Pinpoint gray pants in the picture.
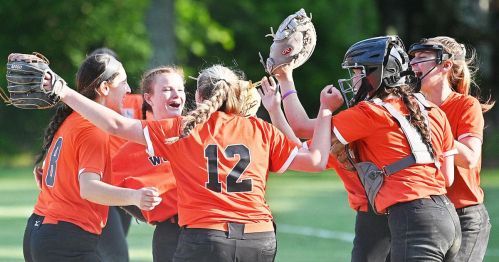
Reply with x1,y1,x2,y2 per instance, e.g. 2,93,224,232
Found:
96,206,129,262
153,217,181,262
352,207,391,262
454,203,491,262
173,226,276,262
388,195,461,262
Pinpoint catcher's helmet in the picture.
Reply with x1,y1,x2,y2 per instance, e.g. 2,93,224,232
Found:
338,35,409,107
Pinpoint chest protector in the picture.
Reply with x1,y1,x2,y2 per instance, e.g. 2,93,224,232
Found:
354,93,439,214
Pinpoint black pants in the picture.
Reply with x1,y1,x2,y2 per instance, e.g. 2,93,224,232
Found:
117,207,132,235
23,213,100,262
153,218,181,262
96,206,129,262
173,226,276,262
454,203,491,262
388,195,461,262
351,206,391,262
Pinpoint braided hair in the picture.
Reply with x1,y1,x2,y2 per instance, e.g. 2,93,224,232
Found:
378,85,436,158
167,65,254,142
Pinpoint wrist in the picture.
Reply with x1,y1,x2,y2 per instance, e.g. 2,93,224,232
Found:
278,79,295,91
281,89,297,100
319,106,333,117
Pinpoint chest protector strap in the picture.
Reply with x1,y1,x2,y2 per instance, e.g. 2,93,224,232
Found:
354,94,435,214
372,96,436,174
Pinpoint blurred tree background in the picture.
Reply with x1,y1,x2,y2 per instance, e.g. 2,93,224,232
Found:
0,0,497,167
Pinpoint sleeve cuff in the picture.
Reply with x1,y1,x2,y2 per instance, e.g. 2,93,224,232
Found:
443,148,458,157
143,126,155,157
78,168,103,180
276,147,299,173
457,133,483,142
333,127,348,145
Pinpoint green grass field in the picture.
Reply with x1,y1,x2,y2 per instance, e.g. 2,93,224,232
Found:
1,167,498,261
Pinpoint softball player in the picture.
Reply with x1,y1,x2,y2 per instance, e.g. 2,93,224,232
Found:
409,36,494,262
112,66,186,262
88,47,134,262
274,55,390,262
41,62,338,262
277,36,462,261
22,54,161,262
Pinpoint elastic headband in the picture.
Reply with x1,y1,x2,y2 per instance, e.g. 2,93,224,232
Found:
99,55,122,82
408,43,465,63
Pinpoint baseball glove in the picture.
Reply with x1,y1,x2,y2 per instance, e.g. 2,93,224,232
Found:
1,52,65,109
259,8,317,74
120,205,147,223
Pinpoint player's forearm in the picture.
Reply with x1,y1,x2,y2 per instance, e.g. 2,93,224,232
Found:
61,87,146,145
268,106,301,145
441,155,455,187
79,175,138,206
454,138,481,169
309,106,333,169
279,79,316,138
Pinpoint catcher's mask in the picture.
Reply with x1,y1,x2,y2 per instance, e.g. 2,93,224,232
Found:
408,39,465,91
338,35,410,107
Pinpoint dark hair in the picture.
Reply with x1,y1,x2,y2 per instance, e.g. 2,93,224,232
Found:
337,36,436,168
377,85,436,158
88,47,119,60
35,54,122,165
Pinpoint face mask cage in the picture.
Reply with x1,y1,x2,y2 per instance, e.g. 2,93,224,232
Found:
338,64,366,108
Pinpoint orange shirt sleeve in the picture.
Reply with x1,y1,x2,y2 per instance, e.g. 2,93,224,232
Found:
75,126,109,178
456,97,484,141
440,112,457,156
142,118,182,157
332,102,383,144
266,122,299,173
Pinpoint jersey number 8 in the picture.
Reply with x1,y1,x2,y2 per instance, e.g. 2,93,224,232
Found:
46,137,63,187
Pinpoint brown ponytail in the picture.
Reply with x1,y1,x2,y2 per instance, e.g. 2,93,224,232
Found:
35,54,121,165
423,37,495,112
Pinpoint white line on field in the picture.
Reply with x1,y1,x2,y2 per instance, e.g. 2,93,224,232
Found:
277,224,499,257
278,224,354,242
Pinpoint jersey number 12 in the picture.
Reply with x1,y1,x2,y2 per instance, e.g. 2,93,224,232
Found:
204,144,252,193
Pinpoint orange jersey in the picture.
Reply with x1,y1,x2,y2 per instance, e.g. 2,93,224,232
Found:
33,162,49,216
109,135,128,157
142,112,298,227
112,141,178,223
122,94,144,120
440,92,484,208
109,94,147,157
332,98,456,213
33,112,110,234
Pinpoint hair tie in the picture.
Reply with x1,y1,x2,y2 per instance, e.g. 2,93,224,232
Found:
282,89,297,100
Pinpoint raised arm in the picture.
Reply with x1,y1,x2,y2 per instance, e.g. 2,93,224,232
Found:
274,64,317,139
259,76,301,145
287,85,344,172
44,74,146,145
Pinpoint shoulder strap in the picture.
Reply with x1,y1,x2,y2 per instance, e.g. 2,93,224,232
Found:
379,100,435,175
